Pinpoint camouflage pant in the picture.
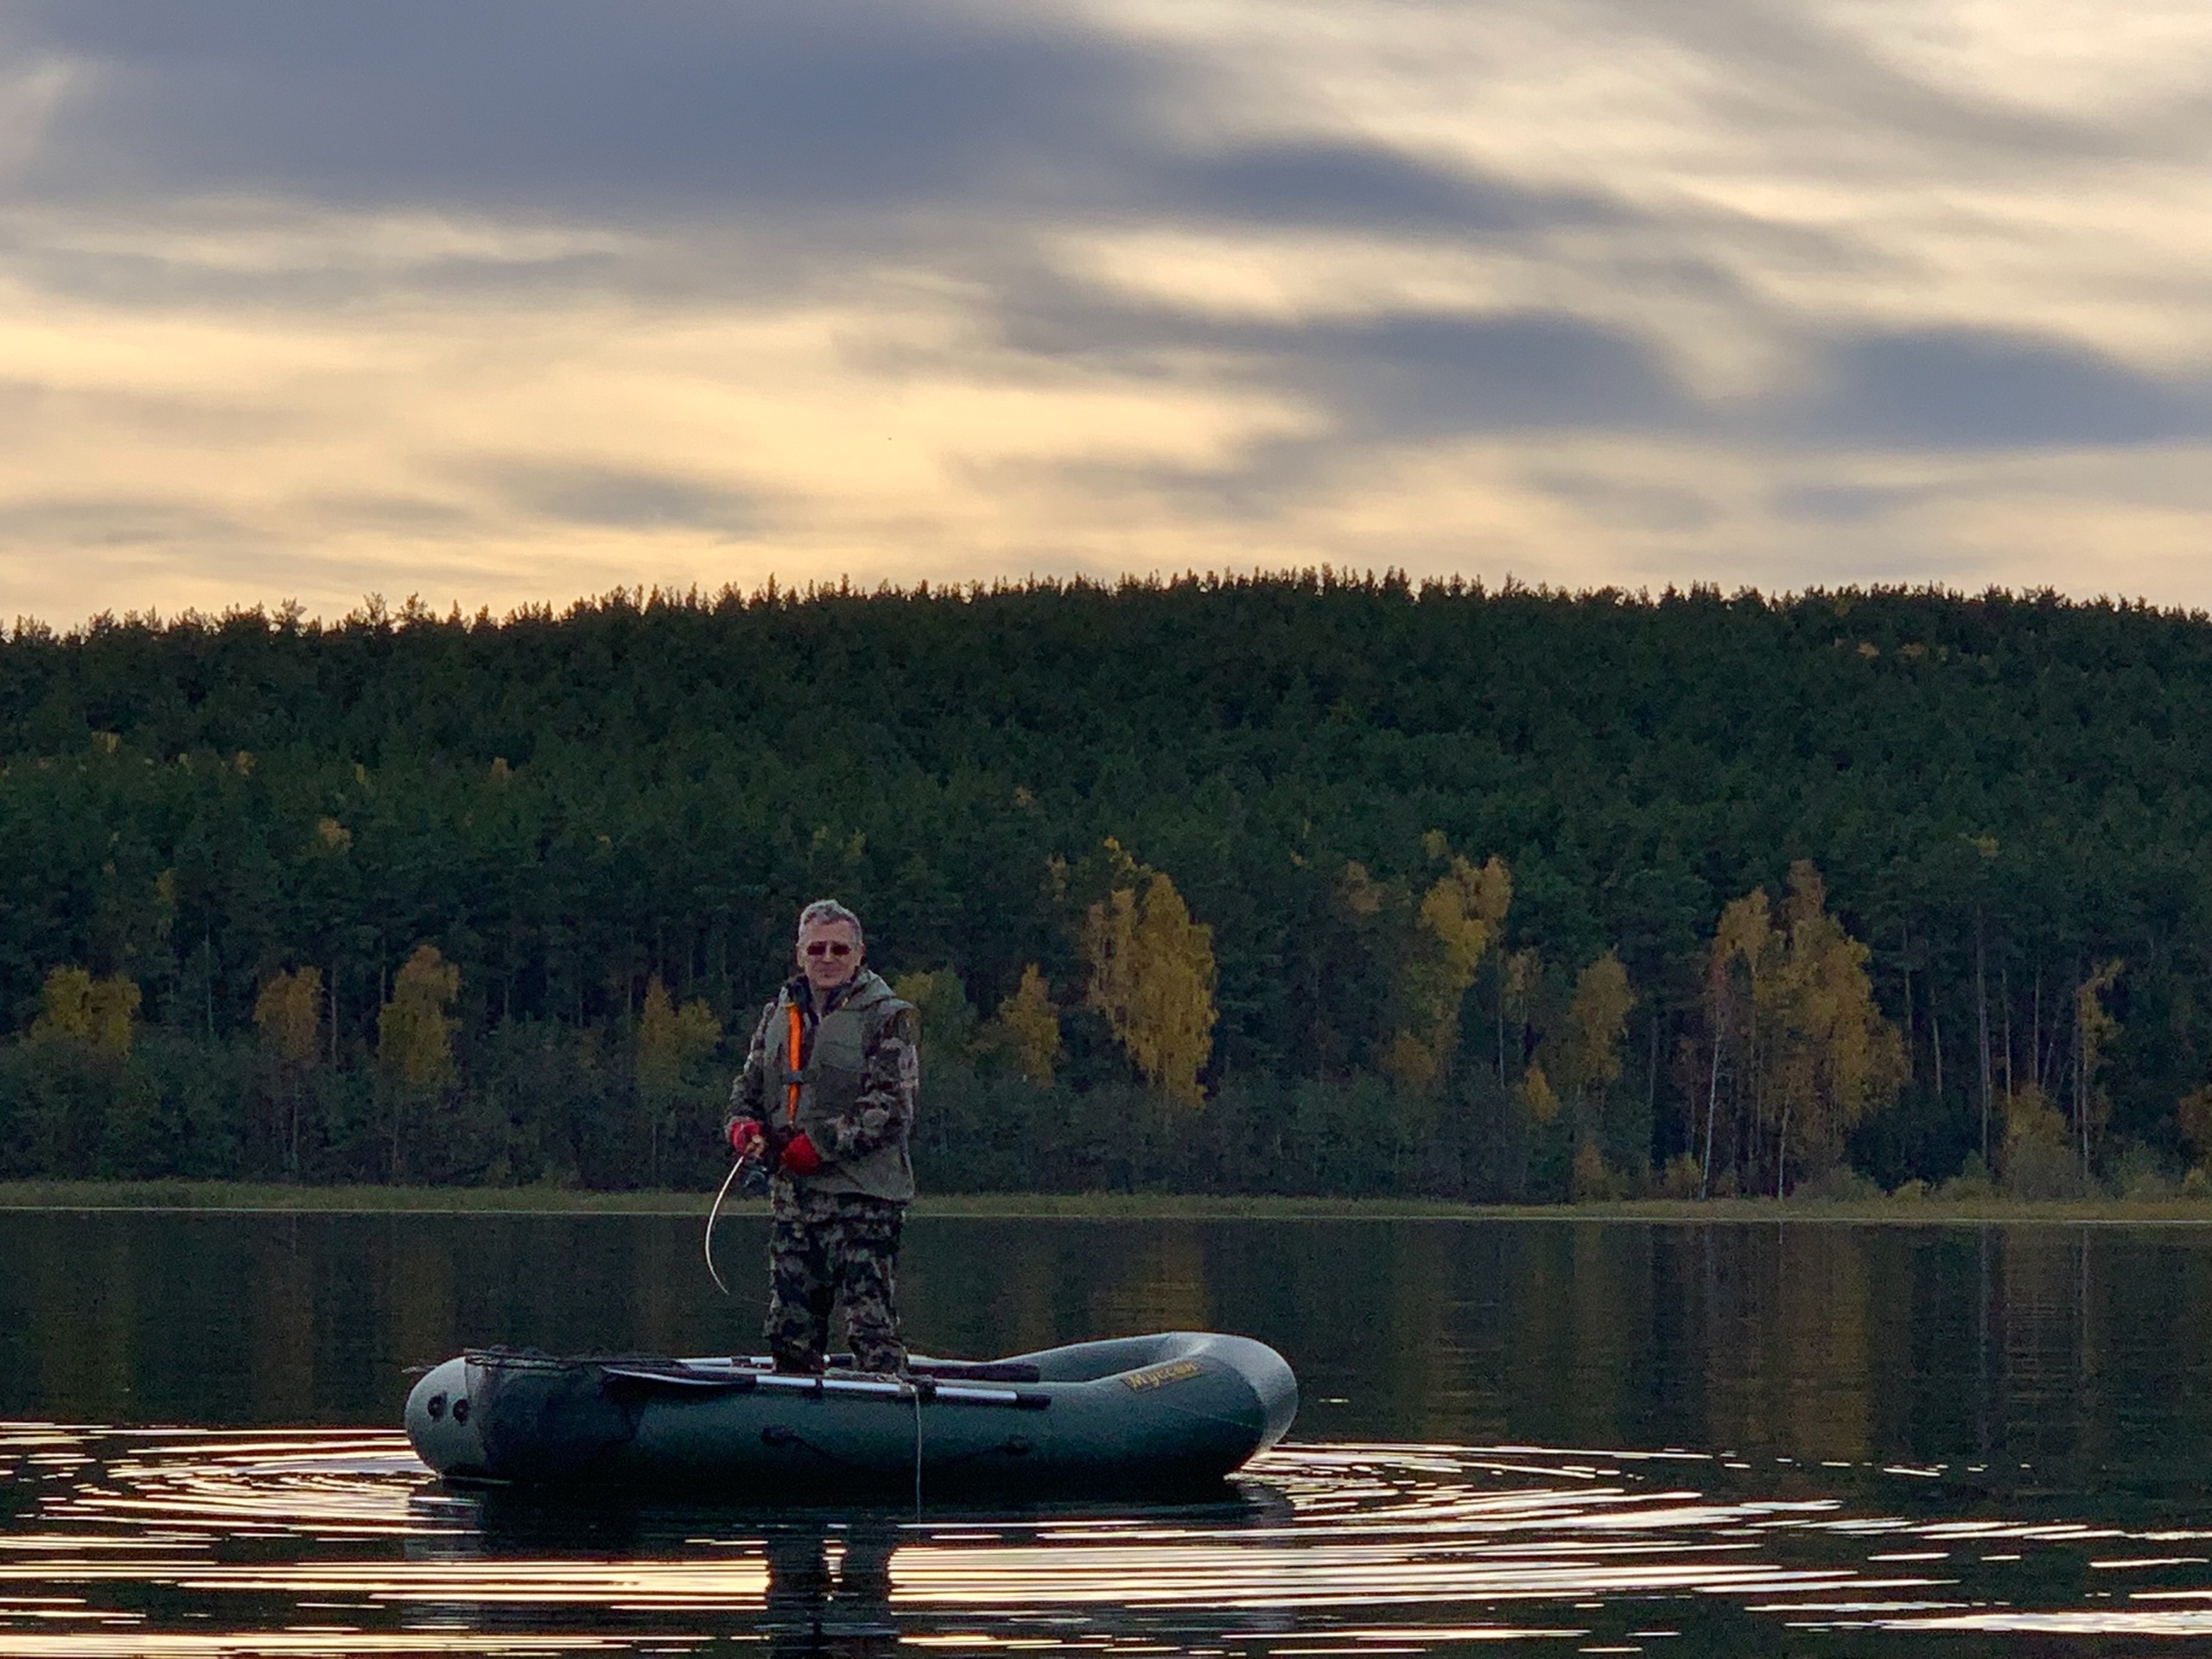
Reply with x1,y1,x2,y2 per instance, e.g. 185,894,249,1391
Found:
765,1187,906,1375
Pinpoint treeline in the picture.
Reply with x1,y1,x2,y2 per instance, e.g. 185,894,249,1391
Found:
2,575,2210,1200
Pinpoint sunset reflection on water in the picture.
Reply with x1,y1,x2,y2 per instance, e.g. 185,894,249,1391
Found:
10,1214,2212,1653
4,1423,2209,1656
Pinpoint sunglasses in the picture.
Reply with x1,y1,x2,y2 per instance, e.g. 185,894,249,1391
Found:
804,941,855,958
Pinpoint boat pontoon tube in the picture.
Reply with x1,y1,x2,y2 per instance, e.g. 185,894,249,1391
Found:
405,1332,1298,1496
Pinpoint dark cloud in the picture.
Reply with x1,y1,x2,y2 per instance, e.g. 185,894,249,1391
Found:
1531,474,1719,531
0,494,264,547
1772,482,1918,524
983,270,1693,439
1798,328,2212,448
1296,313,1684,435
10,1,1173,214
5,1,1618,290
5,240,633,311
493,464,760,533
291,493,480,535
1068,303,1687,436
16,0,2159,232
1154,142,1617,234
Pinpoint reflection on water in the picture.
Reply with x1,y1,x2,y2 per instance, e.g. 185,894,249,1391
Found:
7,1214,2212,1652
10,1421,2212,1656
10,1213,2212,1481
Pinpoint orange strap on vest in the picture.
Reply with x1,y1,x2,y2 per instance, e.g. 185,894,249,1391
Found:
785,1003,804,1122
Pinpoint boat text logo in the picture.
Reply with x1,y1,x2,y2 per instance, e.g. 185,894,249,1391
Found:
1121,1359,1205,1391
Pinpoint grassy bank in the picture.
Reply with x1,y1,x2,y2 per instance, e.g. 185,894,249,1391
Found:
8,1180,2212,1225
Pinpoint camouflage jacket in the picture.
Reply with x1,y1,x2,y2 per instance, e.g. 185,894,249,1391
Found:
727,969,918,1203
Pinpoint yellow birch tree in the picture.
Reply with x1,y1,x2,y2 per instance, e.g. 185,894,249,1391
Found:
30,967,95,1045
891,969,976,1059
1520,1060,1561,1122
255,967,323,1069
30,966,140,1054
1550,950,1636,1103
2000,1082,2075,1197
1084,842,1218,1107
637,975,721,1096
379,944,459,1092
2178,1083,2212,1173
1699,891,1777,1195
1535,950,1636,1197
255,966,324,1176
2072,958,2124,1171
1701,867,1904,1193
637,973,721,1185
378,944,460,1182
1382,849,1511,1092
990,965,1062,1086
1757,864,1905,1189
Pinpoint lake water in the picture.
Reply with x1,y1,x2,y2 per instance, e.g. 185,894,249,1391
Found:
5,1211,2212,1655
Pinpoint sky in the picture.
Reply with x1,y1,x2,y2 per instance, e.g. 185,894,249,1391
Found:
3,0,2211,625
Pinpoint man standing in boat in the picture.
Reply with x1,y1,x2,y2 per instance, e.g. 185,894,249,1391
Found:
724,899,918,1376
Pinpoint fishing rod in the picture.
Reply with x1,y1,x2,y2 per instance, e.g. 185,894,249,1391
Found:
703,1147,770,1296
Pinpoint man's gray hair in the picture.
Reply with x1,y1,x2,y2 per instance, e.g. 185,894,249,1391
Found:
796,898,865,948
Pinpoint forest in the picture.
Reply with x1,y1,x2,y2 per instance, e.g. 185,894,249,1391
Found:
1,573,2207,1202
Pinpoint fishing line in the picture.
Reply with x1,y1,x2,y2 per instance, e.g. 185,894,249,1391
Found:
703,1160,743,1297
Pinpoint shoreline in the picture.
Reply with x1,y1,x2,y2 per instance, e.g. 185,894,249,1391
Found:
3,1179,2212,1225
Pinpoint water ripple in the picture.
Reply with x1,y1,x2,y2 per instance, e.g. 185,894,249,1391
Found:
3,1424,2206,1655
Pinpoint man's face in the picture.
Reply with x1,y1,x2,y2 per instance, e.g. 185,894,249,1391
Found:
797,918,863,995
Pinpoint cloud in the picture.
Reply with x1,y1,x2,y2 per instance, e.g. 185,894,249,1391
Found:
1300,312,1686,433
0,492,257,548
1154,140,1615,235
3,0,2212,622
1771,482,1923,525
491,465,761,535
1800,327,2212,448
7,1,1173,217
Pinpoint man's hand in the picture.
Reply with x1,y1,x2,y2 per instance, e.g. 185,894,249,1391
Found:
727,1119,764,1160
779,1133,823,1176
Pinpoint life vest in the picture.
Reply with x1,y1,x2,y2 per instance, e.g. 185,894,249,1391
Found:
771,969,917,1203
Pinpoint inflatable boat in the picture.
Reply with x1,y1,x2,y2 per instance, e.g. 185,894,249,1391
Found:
404,1332,1298,1497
